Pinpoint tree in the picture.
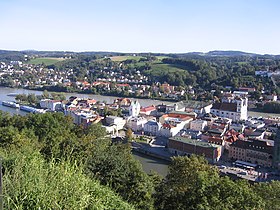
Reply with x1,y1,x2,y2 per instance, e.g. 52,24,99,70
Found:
51,92,66,100
87,141,154,209
154,155,264,210
42,90,50,99
262,102,280,113
254,181,280,209
27,93,38,105
126,128,133,141
15,94,28,102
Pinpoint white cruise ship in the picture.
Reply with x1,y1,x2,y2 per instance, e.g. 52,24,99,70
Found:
2,101,20,108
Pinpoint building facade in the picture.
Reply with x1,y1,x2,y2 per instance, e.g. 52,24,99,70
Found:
168,136,222,163
210,97,248,121
144,120,162,136
229,139,273,167
126,116,147,132
190,119,208,131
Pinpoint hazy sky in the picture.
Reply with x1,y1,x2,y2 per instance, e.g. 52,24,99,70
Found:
0,0,279,54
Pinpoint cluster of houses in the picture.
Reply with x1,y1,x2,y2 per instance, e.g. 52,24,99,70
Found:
38,92,280,169
0,61,187,99
255,69,280,77
1,60,279,102
0,61,73,87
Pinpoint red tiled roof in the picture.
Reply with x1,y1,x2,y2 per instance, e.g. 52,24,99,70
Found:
162,123,175,129
225,129,239,137
140,106,156,112
116,84,130,87
166,113,192,120
87,99,96,104
92,82,110,86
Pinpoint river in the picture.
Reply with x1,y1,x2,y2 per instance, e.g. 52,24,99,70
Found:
0,87,170,176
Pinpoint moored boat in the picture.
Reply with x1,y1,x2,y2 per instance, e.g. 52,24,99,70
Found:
20,105,46,113
2,101,20,108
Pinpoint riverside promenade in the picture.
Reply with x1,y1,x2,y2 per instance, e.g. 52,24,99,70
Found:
131,137,173,161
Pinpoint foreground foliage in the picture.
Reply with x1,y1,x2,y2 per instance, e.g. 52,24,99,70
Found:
154,156,275,210
0,111,153,209
2,147,134,209
0,111,279,209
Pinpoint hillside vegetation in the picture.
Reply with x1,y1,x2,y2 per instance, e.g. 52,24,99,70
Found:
0,111,279,209
28,57,65,65
2,148,134,210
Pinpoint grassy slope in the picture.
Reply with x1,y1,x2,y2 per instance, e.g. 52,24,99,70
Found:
3,149,134,210
109,56,144,62
28,57,65,65
145,63,186,76
109,55,170,62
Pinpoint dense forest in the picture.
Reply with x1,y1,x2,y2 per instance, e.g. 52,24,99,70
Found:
0,111,279,209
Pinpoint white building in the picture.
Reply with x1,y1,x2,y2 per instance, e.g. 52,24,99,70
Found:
40,99,62,111
126,117,147,132
255,70,268,77
129,100,140,117
190,119,208,131
106,115,126,130
160,121,185,137
69,111,98,125
167,101,212,115
144,120,162,136
160,117,193,138
265,94,278,101
210,97,248,122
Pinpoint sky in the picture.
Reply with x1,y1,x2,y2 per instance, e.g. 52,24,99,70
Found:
0,0,280,54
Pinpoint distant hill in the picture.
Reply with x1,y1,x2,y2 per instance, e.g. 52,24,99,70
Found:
206,50,258,57
0,49,279,60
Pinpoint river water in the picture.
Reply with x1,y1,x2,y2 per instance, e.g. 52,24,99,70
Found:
0,87,170,176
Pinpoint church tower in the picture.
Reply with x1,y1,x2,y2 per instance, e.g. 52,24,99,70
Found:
129,100,140,117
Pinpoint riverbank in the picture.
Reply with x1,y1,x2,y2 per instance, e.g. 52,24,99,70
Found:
0,87,172,107
131,141,173,161
132,147,172,162
248,109,280,118
1,85,179,103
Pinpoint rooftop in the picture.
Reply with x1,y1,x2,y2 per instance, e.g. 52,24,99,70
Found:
212,102,237,112
146,120,160,126
231,139,273,154
169,137,221,148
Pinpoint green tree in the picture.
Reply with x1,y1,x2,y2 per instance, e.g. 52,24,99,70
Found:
27,93,38,105
126,128,134,141
87,140,154,209
42,90,50,99
154,155,264,210
15,94,28,102
254,181,280,209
